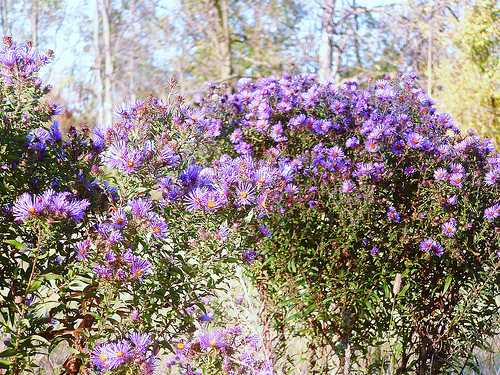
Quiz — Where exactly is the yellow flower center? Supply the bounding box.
[240,192,248,199]
[177,343,185,350]
[209,340,217,347]
[117,351,124,358]
[127,161,134,167]
[100,354,107,361]
[207,201,215,208]
[29,207,36,214]
[153,226,160,233]
[116,218,124,225]
[135,269,143,276]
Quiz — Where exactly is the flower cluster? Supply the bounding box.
[90,332,157,373]
[12,189,90,224]
[168,326,273,375]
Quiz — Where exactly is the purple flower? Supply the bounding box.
[448,195,458,205]
[346,136,359,149]
[286,183,299,195]
[407,132,425,148]
[270,122,287,142]
[128,197,152,218]
[75,240,90,260]
[370,247,379,255]
[105,141,128,169]
[131,258,152,281]
[420,238,436,251]
[105,341,131,369]
[342,180,355,193]
[150,217,168,238]
[484,171,498,185]
[387,206,400,223]
[111,208,127,229]
[442,221,456,237]
[199,330,224,349]
[234,140,253,154]
[449,173,464,187]
[259,224,272,238]
[129,332,151,354]
[364,140,379,153]
[122,149,143,174]
[90,344,109,370]
[484,205,499,220]
[433,242,444,257]
[66,199,90,222]
[12,192,43,221]
[184,188,208,211]
[391,141,404,154]
[450,163,465,174]
[243,249,258,263]
[230,129,243,143]
[434,168,448,181]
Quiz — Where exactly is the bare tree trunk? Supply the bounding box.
[129,0,136,100]
[318,0,337,83]
[93,0,104,124]
[215,0,233,81]
[30,0,38,46]
[100,0,113,125]
[1,0,10,36]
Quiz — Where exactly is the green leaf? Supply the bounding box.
[443,274,453,295]
[4,239,29,250]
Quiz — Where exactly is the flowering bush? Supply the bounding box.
[2,37,500,375]
[196,73,500,373]
[0,40,275,375]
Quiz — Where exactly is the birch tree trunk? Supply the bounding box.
[1,0,10,36]
[93,0,104,124]
[318,0,337,83]
[100,0,113,125]
[30,0,38,46]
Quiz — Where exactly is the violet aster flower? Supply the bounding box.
[199,330,224,349]
[128,197,152,218]
[484,206,499,220]
[449,173,464,187]
[110,208,127,229]
[434,168,448,181]
[342,180,355,193]
[391,140,404,154]
[230,128,243,143]
[365,139,379,152]
[129,332,151,354]
[66,199,90,222]
[105,341,131,369]
[235,183,255,206]
[105,141,128,169]
[150,216,168,238]
[131,258,152,281]
[122,149,143,174]
[484,171,498,186]
[75,240,90,260]
[286,183,299,195]
[243,249,258,263]
[387,206,401,223]
[346,136,359,149]
[204,192,223,211]
[420,238,436,251]
[12,192,43,221]
[433,242,445,257]
[90,344,110,370]
[184,187,208,211]
[442,221,456,237]
[407,132,425,148]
